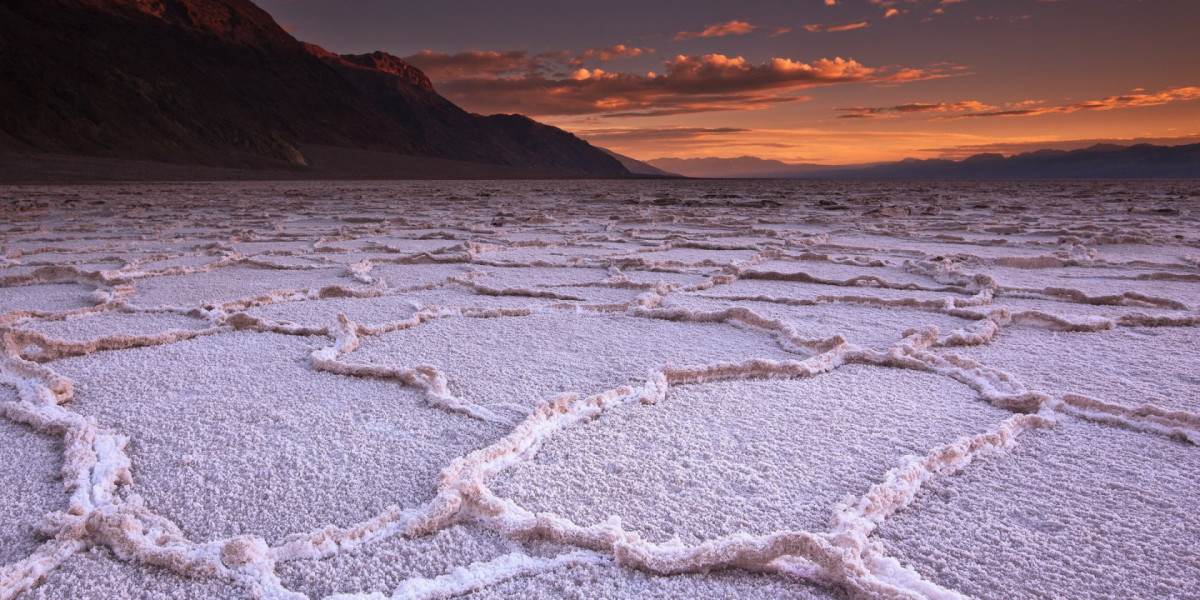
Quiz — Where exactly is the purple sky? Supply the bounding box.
[260,0,1200,163]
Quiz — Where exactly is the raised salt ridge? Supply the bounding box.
[0,179,1196,600]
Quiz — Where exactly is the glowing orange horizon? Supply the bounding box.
[260,0,1200,164]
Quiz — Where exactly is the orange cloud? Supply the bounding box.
[803,21,870,33]
[836,87,1200,121]
[569,44,653,68]
[948,86,1200,118]
[673,20,791,41]
[838,100,994,118]
[433,54,945,117]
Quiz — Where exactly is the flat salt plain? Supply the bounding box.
[1,179,1197,600]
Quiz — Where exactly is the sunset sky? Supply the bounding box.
[260,0,1200,164]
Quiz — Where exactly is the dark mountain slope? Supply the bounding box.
[305,45,627,176]
[0,0,426,167]
[0,0,628,176]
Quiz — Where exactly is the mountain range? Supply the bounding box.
[1,0,1196,181]
[0,0,628,179]
[649,143,1200,179]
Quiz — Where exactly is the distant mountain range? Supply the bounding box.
[649,144,1200,179]
[0,0,628,178]
[646,156,852,178]
[600,149,680,177]
[2,0,1196,181]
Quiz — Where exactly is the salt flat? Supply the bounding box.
[1,179,1197,600]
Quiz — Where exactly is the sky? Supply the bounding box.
[259,0,1200,165]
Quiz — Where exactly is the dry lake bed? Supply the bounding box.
[1,179,1198,600]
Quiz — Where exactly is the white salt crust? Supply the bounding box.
[0,179,1196,600]
[129,265,360,307]
[342,311,806,409]
[877,417,1200,600]
[20,546,245,600]
[0,283,100,315]
[666,295,975,350]
[492,366,1012,544]
[51,331,506,544]
[0,387,66,566]
[941,325,1200,414]
[23,311,210,343]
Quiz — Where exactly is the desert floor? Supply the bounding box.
[1,179,1197,600]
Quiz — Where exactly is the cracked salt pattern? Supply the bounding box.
[492,366,1010,544]
[53,332,506,544]
[877,419,1200,600]
[0,179,1197,600]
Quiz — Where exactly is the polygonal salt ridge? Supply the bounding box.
[663,294,981,353]
[273,524,524,600]
[20,327,511,599]
[691,277,994,317]
[0,359,131,600]
[15,545,245,600]
[817,233,1069,264]
[493,366,1018,545]
[735,258,985,297]
[874,416,1200,600]
[0,385,71,576]
[931,321,1200,443]
[597,245,770,271]
[324,302,844,420]
[5,307,222,362]
[432,342,1051,600]
[443,267,675,308]
[0,266,133,323]
[123,250,235,274]
[447,560,843,600]
[124,262,375,311]
[45,326,506,542]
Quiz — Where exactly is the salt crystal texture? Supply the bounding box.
[0,388,66,566]
[0,179,1196,600]
[876,418,1200,600]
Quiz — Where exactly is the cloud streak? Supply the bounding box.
[569,45,652,68]
[838,100,994,118]
[432,54,944,117]
[673,20,791,41]
[836,87,1200,120]
[803,21,870,33]
[947,86,1200,118]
